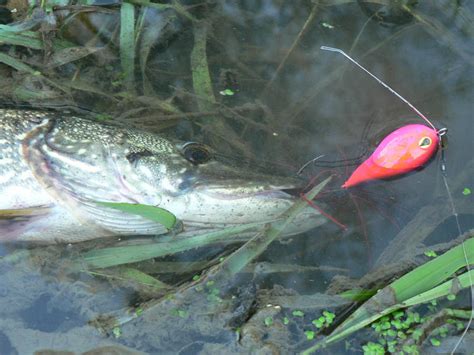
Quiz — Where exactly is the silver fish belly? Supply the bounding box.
[0,109,326,243]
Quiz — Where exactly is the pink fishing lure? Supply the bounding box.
[342,124,439,188]
[319,47,442,189]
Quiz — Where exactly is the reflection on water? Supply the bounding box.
[0,1,473,353]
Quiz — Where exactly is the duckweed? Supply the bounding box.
[362,341,384,354]
[305,330,315,340]
[292,310,305,317]
[112,326,122,338]
[424,250,437,257]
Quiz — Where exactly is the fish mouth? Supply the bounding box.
[251,187,302,200]
[279,187,302,198]
[193,183,303,201]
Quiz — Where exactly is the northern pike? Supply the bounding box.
[0,109,326,243]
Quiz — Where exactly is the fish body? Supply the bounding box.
[342,124,439,188]
[0,109,325,243]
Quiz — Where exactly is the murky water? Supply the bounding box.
[0,1,473,353]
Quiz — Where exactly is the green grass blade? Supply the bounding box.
[0,26,73,50]
[0,52,37,73]
[391,238,474,301]
[218,177,331,276]
[120,2,136,90]
[79,221,267,269]
[87,267,170,290]
[302,237,474,353]
[96,202,176,230]
[403,269,474,307]
[191,21,215,112]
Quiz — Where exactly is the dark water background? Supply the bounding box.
[0,0,473,353]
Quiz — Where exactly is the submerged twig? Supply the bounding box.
[402,5,474,67]
[260,2,320,98]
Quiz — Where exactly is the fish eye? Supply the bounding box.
[182,142,211,165]
[418,136,432,149]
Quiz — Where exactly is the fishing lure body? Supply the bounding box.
[320,46,442,189]
[342,124,439,188]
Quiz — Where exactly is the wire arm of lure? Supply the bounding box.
[320,46,439,132]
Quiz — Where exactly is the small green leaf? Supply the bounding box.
[112,326,122,338]
[312,318,325,328]
[192,274,201,281]
[305,330,315,340]
[323,310,336,320]
[447,294,456,301]
[283,317,289,325]
[397,331,407,339]
[362,341,384,354]
[462,187,471,196]
[455,321,464,330]
[411,329,423,341]
[292,310,305,317]
[219,88,235,96]
[171,308,188,318]
[264,316,273,327]
[393,311,404,319]
[424,250,437,258]
[430,338,441,346]
[96,202,176,229]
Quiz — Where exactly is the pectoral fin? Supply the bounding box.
[0,206,53,240]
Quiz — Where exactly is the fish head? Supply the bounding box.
[23,117,327,236]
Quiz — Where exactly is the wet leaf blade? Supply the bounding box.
[47,46,102,68]
[0,26,73,50]
[191,21,215,112]
[218,177,332,276]
[390,237,474,300]
[96,202,176,229]
[303,237,474,353]
[80,221,267,269]
[120,2,136,90]
[88,267,170,290]
[0,52,37,73]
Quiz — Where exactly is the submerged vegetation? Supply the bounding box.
[0,0,472,353]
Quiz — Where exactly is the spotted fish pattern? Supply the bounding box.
[0,109,326,243]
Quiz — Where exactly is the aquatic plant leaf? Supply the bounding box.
[96,202,176,230]
[136,8,170,95]
[0,53,37,74]
[302,237,474,353]
[47,46,102,68]
[80,221,267,269]
[0,26,72,50]
[216,177,332,276]
[120,2,136,90]
[191,21,216,112]
[88,267,170,290]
